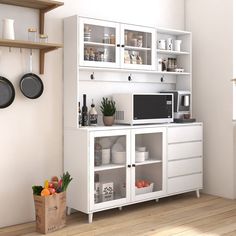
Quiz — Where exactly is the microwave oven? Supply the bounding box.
[112,93,173,125]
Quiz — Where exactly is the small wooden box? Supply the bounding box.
[33,192,66,234]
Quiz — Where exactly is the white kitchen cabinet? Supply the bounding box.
[64,123,203,223]
[167,124,203,197]
[78,17,156,70]
[64,125,166,223]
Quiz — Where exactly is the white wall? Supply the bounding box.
[0,0,185,227]
[185,0,235,198]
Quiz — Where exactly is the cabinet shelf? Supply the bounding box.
[125,46,151,51]
[84,41,116,47]
[157,49,190,55]
[0,0,64,74]
[135,159,162,166]
[94,164,126,172]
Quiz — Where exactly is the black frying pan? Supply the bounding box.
[20,52,44,99]
[0,76,15,108]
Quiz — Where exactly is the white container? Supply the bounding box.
[135,183,154,195]
[174,40,182,52]
[135,151,145,163]
[136,146,146,152]
[102,148,110,165]
[157,39,166,50]
[167,38,173,51]
[144,151,149,160]
[2,18,15,40]
[112,151,126,164]
[157,58,162,72]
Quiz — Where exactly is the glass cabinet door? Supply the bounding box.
[120,24,156,70]
[131,128,166,201]
[90,130,130,211]
[79,18,120,68]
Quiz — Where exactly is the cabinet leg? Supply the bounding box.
[155,199,159,203]
[119,207,123,211]
[67,207,71,216]
[88,213,93,224]
[196,190,200,198]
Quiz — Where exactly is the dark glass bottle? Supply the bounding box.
[82,94,88,126]
[78,102,82,127]
[89,99,98,126]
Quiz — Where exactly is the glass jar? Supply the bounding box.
[103,33,110,44]
[39,34,48,43]
[110,34,115,44]
[28,27,37,42]
[94,142,102,166]
[137,35,143,47]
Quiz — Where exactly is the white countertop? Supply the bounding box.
[66,122,203,132]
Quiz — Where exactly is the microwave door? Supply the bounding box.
[133,95,173,120]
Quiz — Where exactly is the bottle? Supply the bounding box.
[89,99,98,126]
[82,94,88,126]
[94,173,100,203]
[78,102,82,127]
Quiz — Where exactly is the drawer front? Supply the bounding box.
[168,173,203,194]
[168,125,202,143]
[168,158,202,177]
[168,142,202,161]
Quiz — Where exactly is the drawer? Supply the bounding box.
[168,142,202,161]
[168,157,202,177]
[168,173,203,194]
[168,125,202,143]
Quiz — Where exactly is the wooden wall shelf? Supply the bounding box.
[0,39,62,74]
[0,0,64,74]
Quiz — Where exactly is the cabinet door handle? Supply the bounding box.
[132,164,136,167]
[128,165,131,168]
[121,45,125,47]
[117,44,121,47]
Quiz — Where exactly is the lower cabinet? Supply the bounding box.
[167,124,203,196]
[64,123,203,223]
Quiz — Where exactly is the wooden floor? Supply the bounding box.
[2,193,236,236]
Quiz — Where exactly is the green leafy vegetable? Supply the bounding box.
[32,186,43,196]
[61,172,73,192]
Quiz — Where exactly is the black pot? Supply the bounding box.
[0,76,15,108]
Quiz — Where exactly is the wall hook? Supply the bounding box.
[128,74,132,81]
[90,72,95,80]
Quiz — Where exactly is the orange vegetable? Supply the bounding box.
[41,188,50,196]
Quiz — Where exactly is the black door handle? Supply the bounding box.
[132,164,136,167]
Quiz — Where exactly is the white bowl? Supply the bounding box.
[112,151,126,164]
[136,146,146,152]
[144,151,149,160]
[135,151,145,163]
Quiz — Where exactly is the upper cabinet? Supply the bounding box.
[79,17,156,71]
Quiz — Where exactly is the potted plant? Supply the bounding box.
[100,97,116,126]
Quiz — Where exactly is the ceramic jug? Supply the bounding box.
[2,18,15,40]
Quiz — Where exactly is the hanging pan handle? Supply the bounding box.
[29,49,33,73]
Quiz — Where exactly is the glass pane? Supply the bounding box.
[124,49,152,66]
[124,30,152,48]
[124,30,152,66]
[135,164,162,196]
[93,135,127,204]
[94,168,126,204]
[84,24,116,63]
[94,136,126,167]
[134,132,163,196]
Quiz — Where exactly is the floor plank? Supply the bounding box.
[1,193,236,236]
